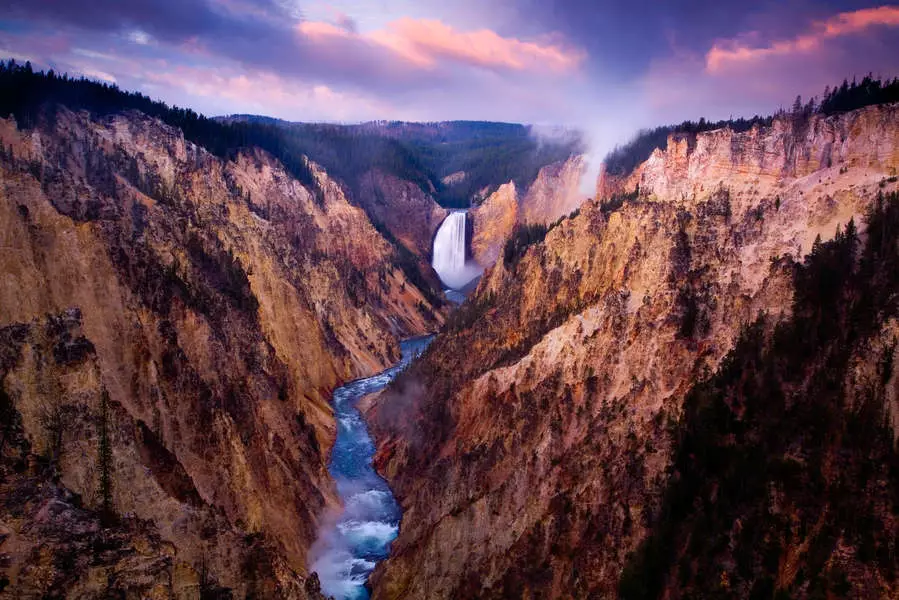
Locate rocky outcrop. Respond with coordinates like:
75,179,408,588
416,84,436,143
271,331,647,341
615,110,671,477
519,154,586,225
598,104,899,213
470,155,586,268
356,169,448,259
441,171,466,187
365,105,899,598
470,182,518,267
0,107,443,596
353,169,448,305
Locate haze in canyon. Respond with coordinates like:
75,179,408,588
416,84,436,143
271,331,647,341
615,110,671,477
1,1,899,599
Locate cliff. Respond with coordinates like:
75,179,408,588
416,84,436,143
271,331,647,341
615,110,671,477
0,107,443,597
519,154,586,225
355,169,448,259
0,310,329,599
598,104,899,218
353,169,448,302
470,182,519,267
365,104,899,598
470,155,586,267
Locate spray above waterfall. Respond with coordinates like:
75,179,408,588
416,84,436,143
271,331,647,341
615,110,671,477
432,212,482,290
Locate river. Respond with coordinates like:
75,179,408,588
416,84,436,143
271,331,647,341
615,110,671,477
311,336,433,599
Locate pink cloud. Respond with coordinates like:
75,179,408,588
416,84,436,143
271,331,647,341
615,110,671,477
639,5,899,130
706,5,899,74
373,18,584,72
296,17,585,74
0,30,72,63
297,21,352,40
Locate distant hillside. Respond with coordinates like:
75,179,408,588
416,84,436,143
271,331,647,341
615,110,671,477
222,116,585,208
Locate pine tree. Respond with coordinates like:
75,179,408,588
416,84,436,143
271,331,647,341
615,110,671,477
845,217,859,255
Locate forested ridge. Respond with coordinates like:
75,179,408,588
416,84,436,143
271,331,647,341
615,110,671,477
0,59,328,196
0,60,583,210
605,76,899,177
224,117,585,208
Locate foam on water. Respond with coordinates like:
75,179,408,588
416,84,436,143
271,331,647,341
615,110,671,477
310,336,433,599
344,490,392,519
336,520,400,545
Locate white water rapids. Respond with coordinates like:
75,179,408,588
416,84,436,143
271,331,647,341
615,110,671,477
431,211,481,290
310,337,432,599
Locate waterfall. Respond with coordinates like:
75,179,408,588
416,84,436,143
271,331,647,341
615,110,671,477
432,212,481,290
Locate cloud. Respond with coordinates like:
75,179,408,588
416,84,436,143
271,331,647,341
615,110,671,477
127,30,152,45
639,4,899,126
369,18,585,73
706,5,899,74
0,0,596,129
4,0,584,88
294,17,583,75
76,67,118,83
296,20,354,39
2,0,237,42
333,10,357,34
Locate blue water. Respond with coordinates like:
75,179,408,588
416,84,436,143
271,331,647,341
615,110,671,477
311,336,433,600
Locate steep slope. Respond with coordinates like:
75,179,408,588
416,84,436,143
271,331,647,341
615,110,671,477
619,205,899,598
470,155,586,267
0,310,328,599
353,169,448,304
519,154,586,225
364,104,899,598
470,182,519,268
598,105,899,212
0,106,443,597
356,170,447,259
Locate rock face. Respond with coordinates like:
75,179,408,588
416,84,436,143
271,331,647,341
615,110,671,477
0,311,329,599
470,155,586,268
0,107,443,597
365,105,899,598
356,169,448,259
353,169,448,303
519,154,586,225
470,182,518,267
598,104,899,215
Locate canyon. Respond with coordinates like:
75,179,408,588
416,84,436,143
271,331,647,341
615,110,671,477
1,60,898,600
365,103,899,598
0,105,444,598
310,336,432,600
0,68,584,598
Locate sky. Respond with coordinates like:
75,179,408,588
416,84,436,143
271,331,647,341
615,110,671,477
2,0,899,163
